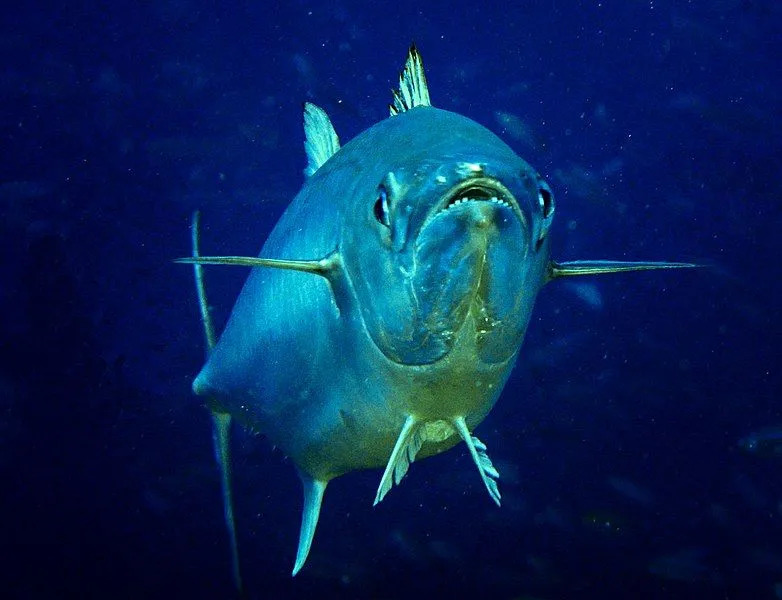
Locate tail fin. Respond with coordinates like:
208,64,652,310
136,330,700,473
189,211,243,592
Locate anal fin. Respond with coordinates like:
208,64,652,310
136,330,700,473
293,473,328,576
453,417,501,507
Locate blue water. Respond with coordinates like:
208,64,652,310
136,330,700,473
2,1,779,598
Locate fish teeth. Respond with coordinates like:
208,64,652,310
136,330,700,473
447,196,511,210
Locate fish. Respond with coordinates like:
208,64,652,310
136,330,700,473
177,46,695,590
739,427,782,458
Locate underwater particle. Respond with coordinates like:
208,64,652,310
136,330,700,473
494,111,538,150
581,509,628,536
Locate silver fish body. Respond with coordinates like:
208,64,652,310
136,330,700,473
195,106,547,479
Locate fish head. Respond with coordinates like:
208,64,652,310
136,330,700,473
343,108,555,366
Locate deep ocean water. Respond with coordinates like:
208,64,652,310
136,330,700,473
1,1,780,598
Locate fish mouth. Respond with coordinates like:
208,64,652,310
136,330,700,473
426,177,524,227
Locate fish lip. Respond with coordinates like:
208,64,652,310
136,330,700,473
424,177,525,228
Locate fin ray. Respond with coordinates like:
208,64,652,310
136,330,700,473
293,474,328,576
303,102,340,177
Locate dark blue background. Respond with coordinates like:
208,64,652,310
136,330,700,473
1,1,779,598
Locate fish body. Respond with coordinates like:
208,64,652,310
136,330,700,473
196,106,546,480
179,47,695,586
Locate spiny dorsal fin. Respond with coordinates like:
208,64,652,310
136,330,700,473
389,45,431,116
453,417,502,507
303,102,340,177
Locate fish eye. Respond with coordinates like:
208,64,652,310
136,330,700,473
535,180,555,251
538,183,554,219
374,185,391,227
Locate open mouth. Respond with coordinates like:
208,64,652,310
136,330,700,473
433,178,522,225
445,184,514,210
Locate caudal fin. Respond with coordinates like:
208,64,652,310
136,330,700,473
189,211,243,592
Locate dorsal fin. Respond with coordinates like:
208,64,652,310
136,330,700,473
389,45,431,116
303,102,340,177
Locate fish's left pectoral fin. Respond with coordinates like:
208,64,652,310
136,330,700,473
292,473,328,577
548,260,699,281
453,417,501,507
374,415,422,506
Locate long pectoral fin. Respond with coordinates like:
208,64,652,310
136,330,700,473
188,211,243,592
453,417,501,507
177,247,353,314
549,260,698,280
176,253,340,277
374,415,422,506
293,473,328,577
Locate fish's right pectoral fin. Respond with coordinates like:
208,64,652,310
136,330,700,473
176,249,354,315
176,252,341,277
292,473,328,577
